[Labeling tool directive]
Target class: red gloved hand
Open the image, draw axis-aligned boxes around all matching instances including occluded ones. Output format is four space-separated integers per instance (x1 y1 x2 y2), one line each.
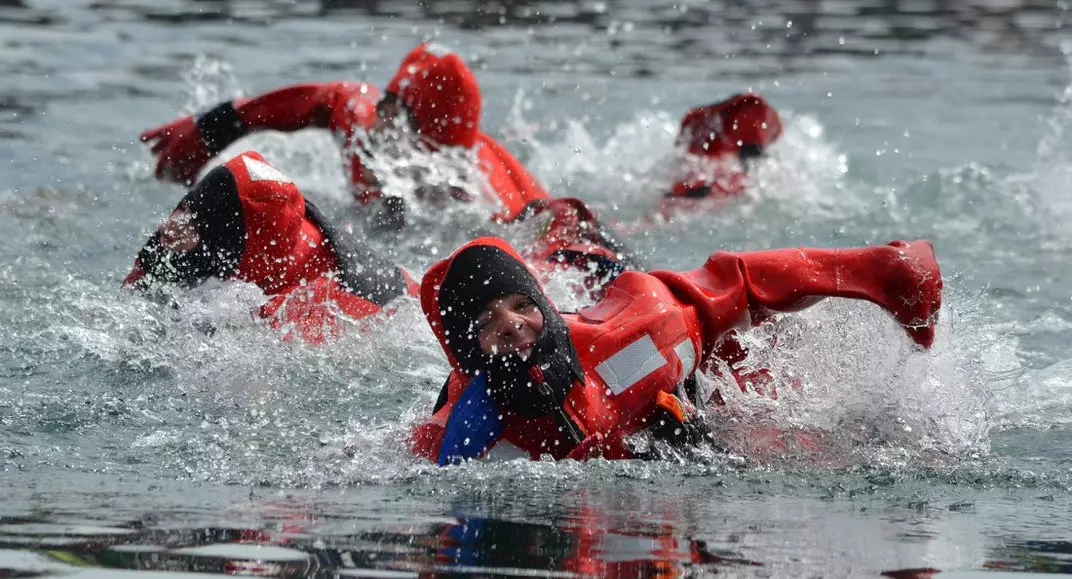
883 240 943 349
140 115 213 186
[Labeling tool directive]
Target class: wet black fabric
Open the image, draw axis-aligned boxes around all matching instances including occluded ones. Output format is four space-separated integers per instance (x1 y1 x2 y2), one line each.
739 143 764 160
196 101 249 155
133 165 245 288
670 184 714 199
432 376 451 414
302 199 408 307
438 244 583 418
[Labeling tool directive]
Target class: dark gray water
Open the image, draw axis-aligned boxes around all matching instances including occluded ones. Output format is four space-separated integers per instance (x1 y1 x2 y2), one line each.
3 0 1072 576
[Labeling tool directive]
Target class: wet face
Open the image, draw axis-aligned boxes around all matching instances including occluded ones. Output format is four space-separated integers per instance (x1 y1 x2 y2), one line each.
158 206 200 252
131 205 224 289
371 96 416 137
476 293 545 360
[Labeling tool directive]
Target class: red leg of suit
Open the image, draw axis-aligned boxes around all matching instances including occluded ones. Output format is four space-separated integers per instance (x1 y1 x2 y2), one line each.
709 240 942 348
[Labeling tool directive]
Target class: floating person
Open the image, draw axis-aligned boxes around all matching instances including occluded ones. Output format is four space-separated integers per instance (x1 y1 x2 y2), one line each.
140 42 551 226
659 93 783 214
123 151 415 344
408 235 942 464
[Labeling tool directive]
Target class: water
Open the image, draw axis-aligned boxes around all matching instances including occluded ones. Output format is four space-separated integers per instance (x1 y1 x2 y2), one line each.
2 0 1072 576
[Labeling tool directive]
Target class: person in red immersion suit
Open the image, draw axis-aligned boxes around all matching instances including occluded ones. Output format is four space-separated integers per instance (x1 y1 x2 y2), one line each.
409 236 942 464
123 151 415 344
139 42 552 227
664 93 783 204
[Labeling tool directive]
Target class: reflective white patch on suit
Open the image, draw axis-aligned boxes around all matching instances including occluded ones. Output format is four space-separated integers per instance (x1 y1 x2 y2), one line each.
595 334 667 396
483 440 529 462
673 338 698 380
242 156 292 184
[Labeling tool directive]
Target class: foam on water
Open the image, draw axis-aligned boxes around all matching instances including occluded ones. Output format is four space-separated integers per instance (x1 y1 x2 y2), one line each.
1031 40 1072 222
697 300 991 466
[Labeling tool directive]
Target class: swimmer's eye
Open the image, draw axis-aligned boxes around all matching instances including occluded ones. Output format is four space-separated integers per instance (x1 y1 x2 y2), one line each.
474 297 537 335
515 298 537 312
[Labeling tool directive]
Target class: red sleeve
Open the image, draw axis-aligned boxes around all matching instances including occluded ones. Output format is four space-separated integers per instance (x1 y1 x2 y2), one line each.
474 133 550 221
647 241 942 364
234 82 381 136
408 371 467 461
259 277 383 345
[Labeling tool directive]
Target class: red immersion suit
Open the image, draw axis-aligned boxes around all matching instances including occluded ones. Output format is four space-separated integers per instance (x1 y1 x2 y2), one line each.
124 151 414 344
410 236 941 462
141 43 549 222
664 93 783 204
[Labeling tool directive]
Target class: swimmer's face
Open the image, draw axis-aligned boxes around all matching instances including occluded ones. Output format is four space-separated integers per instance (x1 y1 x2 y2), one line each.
371 96 416 137
158 206 199 252
476 293 544 360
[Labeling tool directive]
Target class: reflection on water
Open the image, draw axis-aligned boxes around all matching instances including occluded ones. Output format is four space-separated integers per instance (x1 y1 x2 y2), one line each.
7 511 1072 577
0 514 760 577
5 464 1072 577
985 539 1072 574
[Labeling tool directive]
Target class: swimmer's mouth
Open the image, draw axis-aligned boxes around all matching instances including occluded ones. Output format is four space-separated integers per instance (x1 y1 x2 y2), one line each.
517 344 536 361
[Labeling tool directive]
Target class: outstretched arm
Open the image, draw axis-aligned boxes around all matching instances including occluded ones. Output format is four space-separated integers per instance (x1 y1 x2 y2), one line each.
141 82 380 185
652 240 943 367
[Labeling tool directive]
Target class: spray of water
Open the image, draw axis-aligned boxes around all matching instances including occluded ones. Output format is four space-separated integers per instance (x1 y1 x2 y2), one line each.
180 55 244 116
1032 40 1072 218
699 296 992 467
976 41 1072 430
505 88 856 226
346 127 499 221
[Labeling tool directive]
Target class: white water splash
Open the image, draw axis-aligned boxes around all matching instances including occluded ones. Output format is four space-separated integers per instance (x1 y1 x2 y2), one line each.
503 91 856 224
346 128 499 223
1030 39 1072 226
705 297 994 462
180 55 245 116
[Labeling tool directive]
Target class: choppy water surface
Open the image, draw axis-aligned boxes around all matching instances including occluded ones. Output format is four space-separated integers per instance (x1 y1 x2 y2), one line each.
3 0 1072 576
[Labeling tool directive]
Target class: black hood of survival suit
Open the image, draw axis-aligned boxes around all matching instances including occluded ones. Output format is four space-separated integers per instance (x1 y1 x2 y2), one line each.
302 199 408 307
133 165 245 288
438 244 583 418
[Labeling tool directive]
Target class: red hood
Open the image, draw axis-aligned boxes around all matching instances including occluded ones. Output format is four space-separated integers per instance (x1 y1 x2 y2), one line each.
679 93 783 158
666 93 783 199
123 151 310 292
386 43 482 149
223 151 311 292
420 236 551 380
126 151 414 308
